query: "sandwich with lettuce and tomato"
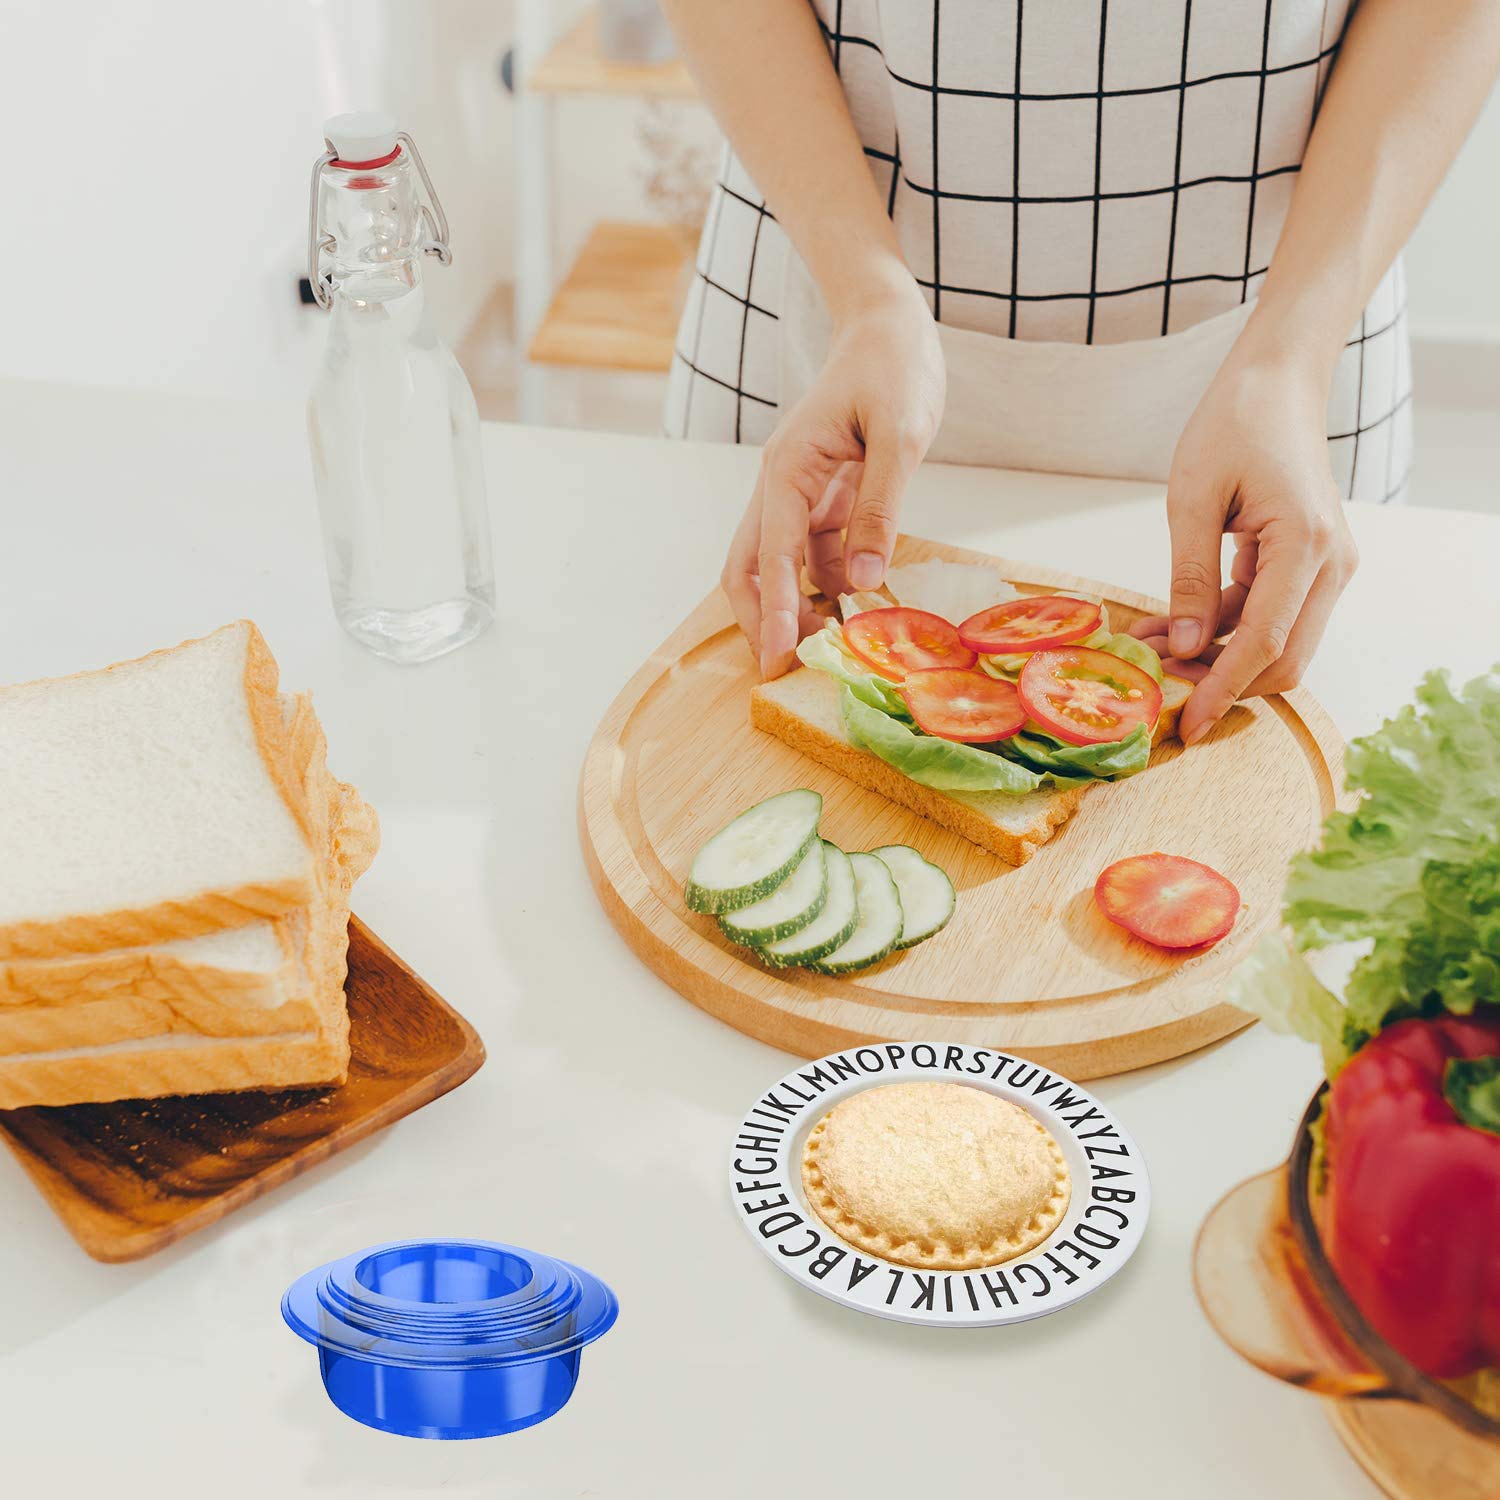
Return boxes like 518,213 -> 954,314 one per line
750,558 -> 1193,865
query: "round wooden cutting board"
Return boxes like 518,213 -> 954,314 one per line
578,536 -> 1347,1079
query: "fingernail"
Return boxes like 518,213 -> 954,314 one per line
1184,719 -> 1211,746
1168,618 -> 1203,657
848,551 -> 884,590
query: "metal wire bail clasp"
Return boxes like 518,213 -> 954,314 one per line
305,131 -> 455,311
399,132 -> 454,269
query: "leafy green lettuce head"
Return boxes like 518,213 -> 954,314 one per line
1231,666 -> 1500,1072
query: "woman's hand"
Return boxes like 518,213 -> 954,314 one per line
723,280 -> 945,679
1131,351 -> 1358,744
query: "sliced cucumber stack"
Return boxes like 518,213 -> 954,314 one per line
760,843 -> 859,967
719,838 -> 828,946
684,789 -> 823,914
684,789 -> 955,975
806,852 -> 904,974
870,844 -> 957,949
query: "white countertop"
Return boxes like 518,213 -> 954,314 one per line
2,378 -> 1497,1499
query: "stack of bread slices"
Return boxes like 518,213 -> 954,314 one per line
0,622 -> 378,1109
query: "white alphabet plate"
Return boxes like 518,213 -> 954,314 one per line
729,1043 -> 1149,1327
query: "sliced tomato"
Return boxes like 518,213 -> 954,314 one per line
900,668 -> 1027,743
1018,645 -> 1163,746
958,595 -> 1102,654
844,608 -> 976,683
1094,853 -> 1241,950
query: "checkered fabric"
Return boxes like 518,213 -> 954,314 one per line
665,0 -> 1412,503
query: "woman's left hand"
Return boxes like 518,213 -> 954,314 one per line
1130,351 -> 1359,745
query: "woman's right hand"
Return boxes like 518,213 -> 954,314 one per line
722,279 -> 945,679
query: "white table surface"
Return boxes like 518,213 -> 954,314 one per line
1,378 -> 1497,1499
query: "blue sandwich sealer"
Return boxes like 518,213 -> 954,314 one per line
281,1238 -> 619,1439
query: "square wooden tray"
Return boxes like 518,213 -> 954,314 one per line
0,917 -> 485,1262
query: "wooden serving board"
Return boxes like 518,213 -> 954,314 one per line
0,918 -> 485,1262
580,534 -> 1348,1078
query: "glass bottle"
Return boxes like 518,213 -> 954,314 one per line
306,112 -> 494,664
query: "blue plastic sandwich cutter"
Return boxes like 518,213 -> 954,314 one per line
282,1238 -> 619,1439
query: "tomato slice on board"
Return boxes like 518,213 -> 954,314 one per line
900,669 -> 1027,743
844,608 -> 976,683
1094,853 -> 1241,950
1018,646 -> 1163,746
958,595 -> 1103,655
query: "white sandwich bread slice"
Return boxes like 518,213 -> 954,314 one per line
0,917 -> 297,1010
0,778 -> 374,1064
0,667 -> 380,1107
0,622 -> 320,962
0,767 -> 377,1107
749,669 -> 1191,866
0,691 -> 334,1012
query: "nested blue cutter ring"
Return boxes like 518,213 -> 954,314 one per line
282,1239 -> 619,1439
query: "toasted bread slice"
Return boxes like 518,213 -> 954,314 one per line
0,623 -> 319,962
750,670 -> 1191,865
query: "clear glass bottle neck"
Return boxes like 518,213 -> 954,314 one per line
320,149 -> 424,304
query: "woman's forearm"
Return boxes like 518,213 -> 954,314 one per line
661,0 -> 914,324
1240,0 -> 1500,382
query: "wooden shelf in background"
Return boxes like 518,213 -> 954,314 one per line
527,221 -> 689,373
529,10 -> 697,99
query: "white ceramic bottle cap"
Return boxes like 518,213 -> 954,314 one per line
324,111 -> 399,164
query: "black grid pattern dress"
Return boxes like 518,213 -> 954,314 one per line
664,0 -> 1412,504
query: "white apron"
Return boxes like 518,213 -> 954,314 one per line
778,246 -> 1255,481
665,0 -> 1412,502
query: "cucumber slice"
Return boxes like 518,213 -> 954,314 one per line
684,789 -> 823,914
806,852 -> 904,974
871,845 -> 956,949
719,839 -> 828,946
760,843 -> 858,967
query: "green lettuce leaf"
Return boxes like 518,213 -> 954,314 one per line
796,624 -> 908,717
839,687 -> 1044,793
980,653 -> 1027,680
978,626 -> 1164,688
1000,723 -> 1152,780
1284,668 -> 1500,951
1226,933 -> 1352,1076
1342,839 -> 1500,1036
1236,665 -> 1500,1078
1085,631 -> 1165,685
1444,1057 -> 1500,1136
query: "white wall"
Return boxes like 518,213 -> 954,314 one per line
0,0 -> 516,399
1403,89 -> 1500,345
0,0 -> 1493,403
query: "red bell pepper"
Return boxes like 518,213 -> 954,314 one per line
1324,1014 -> 1500,1379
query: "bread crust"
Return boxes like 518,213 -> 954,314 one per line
0,923 -> 299,1009
0,1030 -> 349,1109
0,977 -> 321,1052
